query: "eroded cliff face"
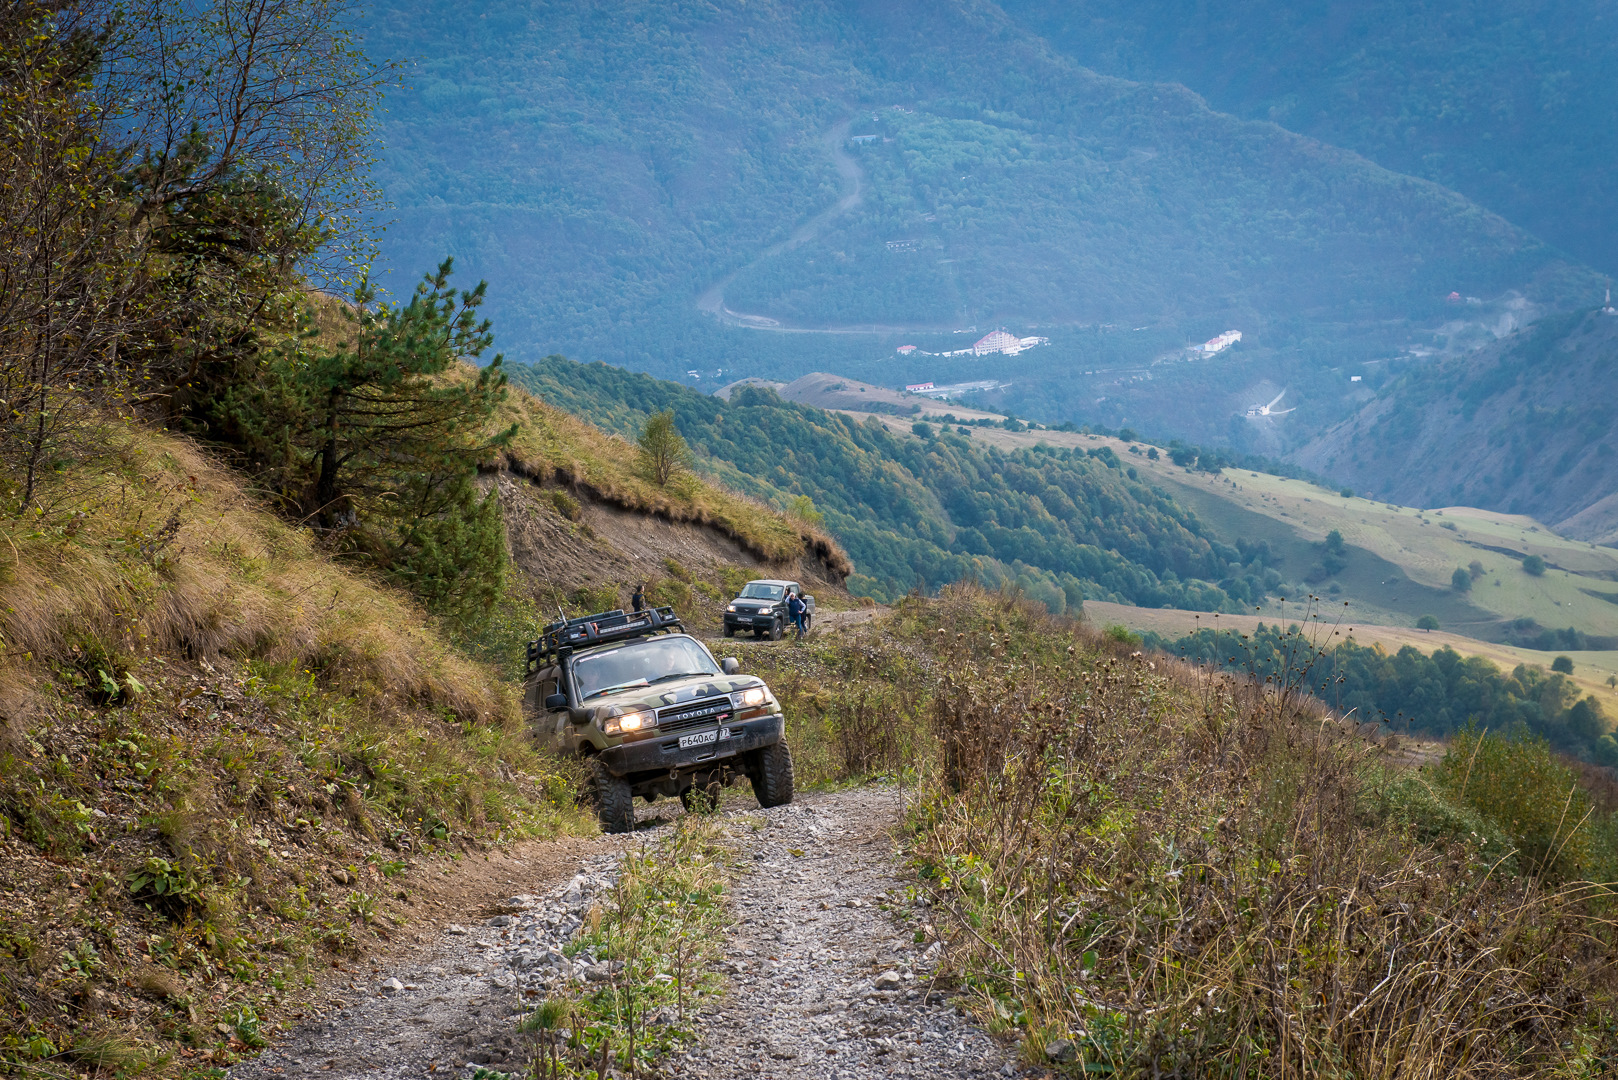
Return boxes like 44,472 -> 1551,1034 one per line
1296,310 -> 1618,542
494,473 -> 850,617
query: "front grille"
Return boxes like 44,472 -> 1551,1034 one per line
656,696 -> 732,735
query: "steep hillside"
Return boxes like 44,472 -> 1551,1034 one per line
361,0 -> 1600,423
1001,0 -> 1618,279
0,423 -> 579,1066
1295,309 -> 1618,541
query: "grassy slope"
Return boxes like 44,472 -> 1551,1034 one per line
0,422 -> 589,1069
489,377 -> 850,577
856,412 -> 1618,637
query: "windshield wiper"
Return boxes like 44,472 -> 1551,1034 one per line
648,671 -> 714,685
583,678 -> 649,700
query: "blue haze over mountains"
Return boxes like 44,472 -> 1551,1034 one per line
362,0 -> 1611,461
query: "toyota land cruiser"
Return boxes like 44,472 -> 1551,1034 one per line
524,606 -> 795,832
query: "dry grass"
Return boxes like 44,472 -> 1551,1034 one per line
490,379 -> 852,578
0,418 -> 586,1071
0,420 -> 511,727
895,585 -> 1618,1076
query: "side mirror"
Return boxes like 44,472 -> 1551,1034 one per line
544,692 -> 568,711
721,657 -> 740,675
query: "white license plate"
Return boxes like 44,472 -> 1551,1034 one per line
678,730 -> 718,749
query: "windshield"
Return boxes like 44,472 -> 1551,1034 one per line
739,583 -> 786,600
573,637 -> 719,701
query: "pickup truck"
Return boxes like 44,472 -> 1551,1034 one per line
524,606 -> 794,832
722,579 -> 814,639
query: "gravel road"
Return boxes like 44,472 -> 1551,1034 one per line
231,788 -> 1018,1079
668,788 -> 1015,1080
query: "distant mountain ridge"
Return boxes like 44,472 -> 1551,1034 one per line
361,0 -> 1602,408
1296,309 -> 1618,542
999,0 -> 1618,281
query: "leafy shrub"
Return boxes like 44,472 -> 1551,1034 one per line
1101,624 -> 1140,646
127,857 -> 207,918
1417,614 -> 1440,630
1430,728 -> 1603,880
1523,554 -> 1547,576
785,494 -> 823,526
1553,655 -> 1575,674
1451,566 -> 1472,591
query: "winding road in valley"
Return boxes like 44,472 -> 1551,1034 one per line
696,120 -> 865,331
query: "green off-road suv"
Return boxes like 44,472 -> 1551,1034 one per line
523,606 -> 795,832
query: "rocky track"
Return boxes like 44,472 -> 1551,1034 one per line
230,788 -> 1017,1080
669,788 -> 1013,1080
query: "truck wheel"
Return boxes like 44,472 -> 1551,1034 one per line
767,618 -> 783,641
750,741 -> 795,808
723,625 -> 735,638
586,757 -> 635,834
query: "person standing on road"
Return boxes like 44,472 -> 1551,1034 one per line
786,589 -> 806,639
631,583 -> 646,612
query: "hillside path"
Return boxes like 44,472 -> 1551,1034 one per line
229,788 -> 1018,1080
670,788 -> 1015,1079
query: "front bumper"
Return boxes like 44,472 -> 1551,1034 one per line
598,713 -> 783,778
724,611 -> 779,630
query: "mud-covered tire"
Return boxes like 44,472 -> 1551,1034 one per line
750,740 -> 795,808
586,757 -> 634,833
767,618 -> 783,641
723,625 -> 735,638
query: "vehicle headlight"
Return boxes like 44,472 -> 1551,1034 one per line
602,708 -> 653,735
734,687 -> 766,708
726,604 -> 737,612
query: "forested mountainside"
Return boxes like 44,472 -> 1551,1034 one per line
1001,0 -> 1618,280
1296,309 -> 1618,542
508,358 -> 1272,612
361,0 -> 1600,415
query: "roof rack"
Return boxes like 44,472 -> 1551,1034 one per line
525,606 -> 683,675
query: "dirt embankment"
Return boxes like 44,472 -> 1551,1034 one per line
496,472 -> 852,608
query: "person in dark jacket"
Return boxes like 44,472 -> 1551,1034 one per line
631,583 -> 646,612
786,589 -> 806,639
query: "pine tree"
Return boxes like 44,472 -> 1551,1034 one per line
229,259 -> 517,618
